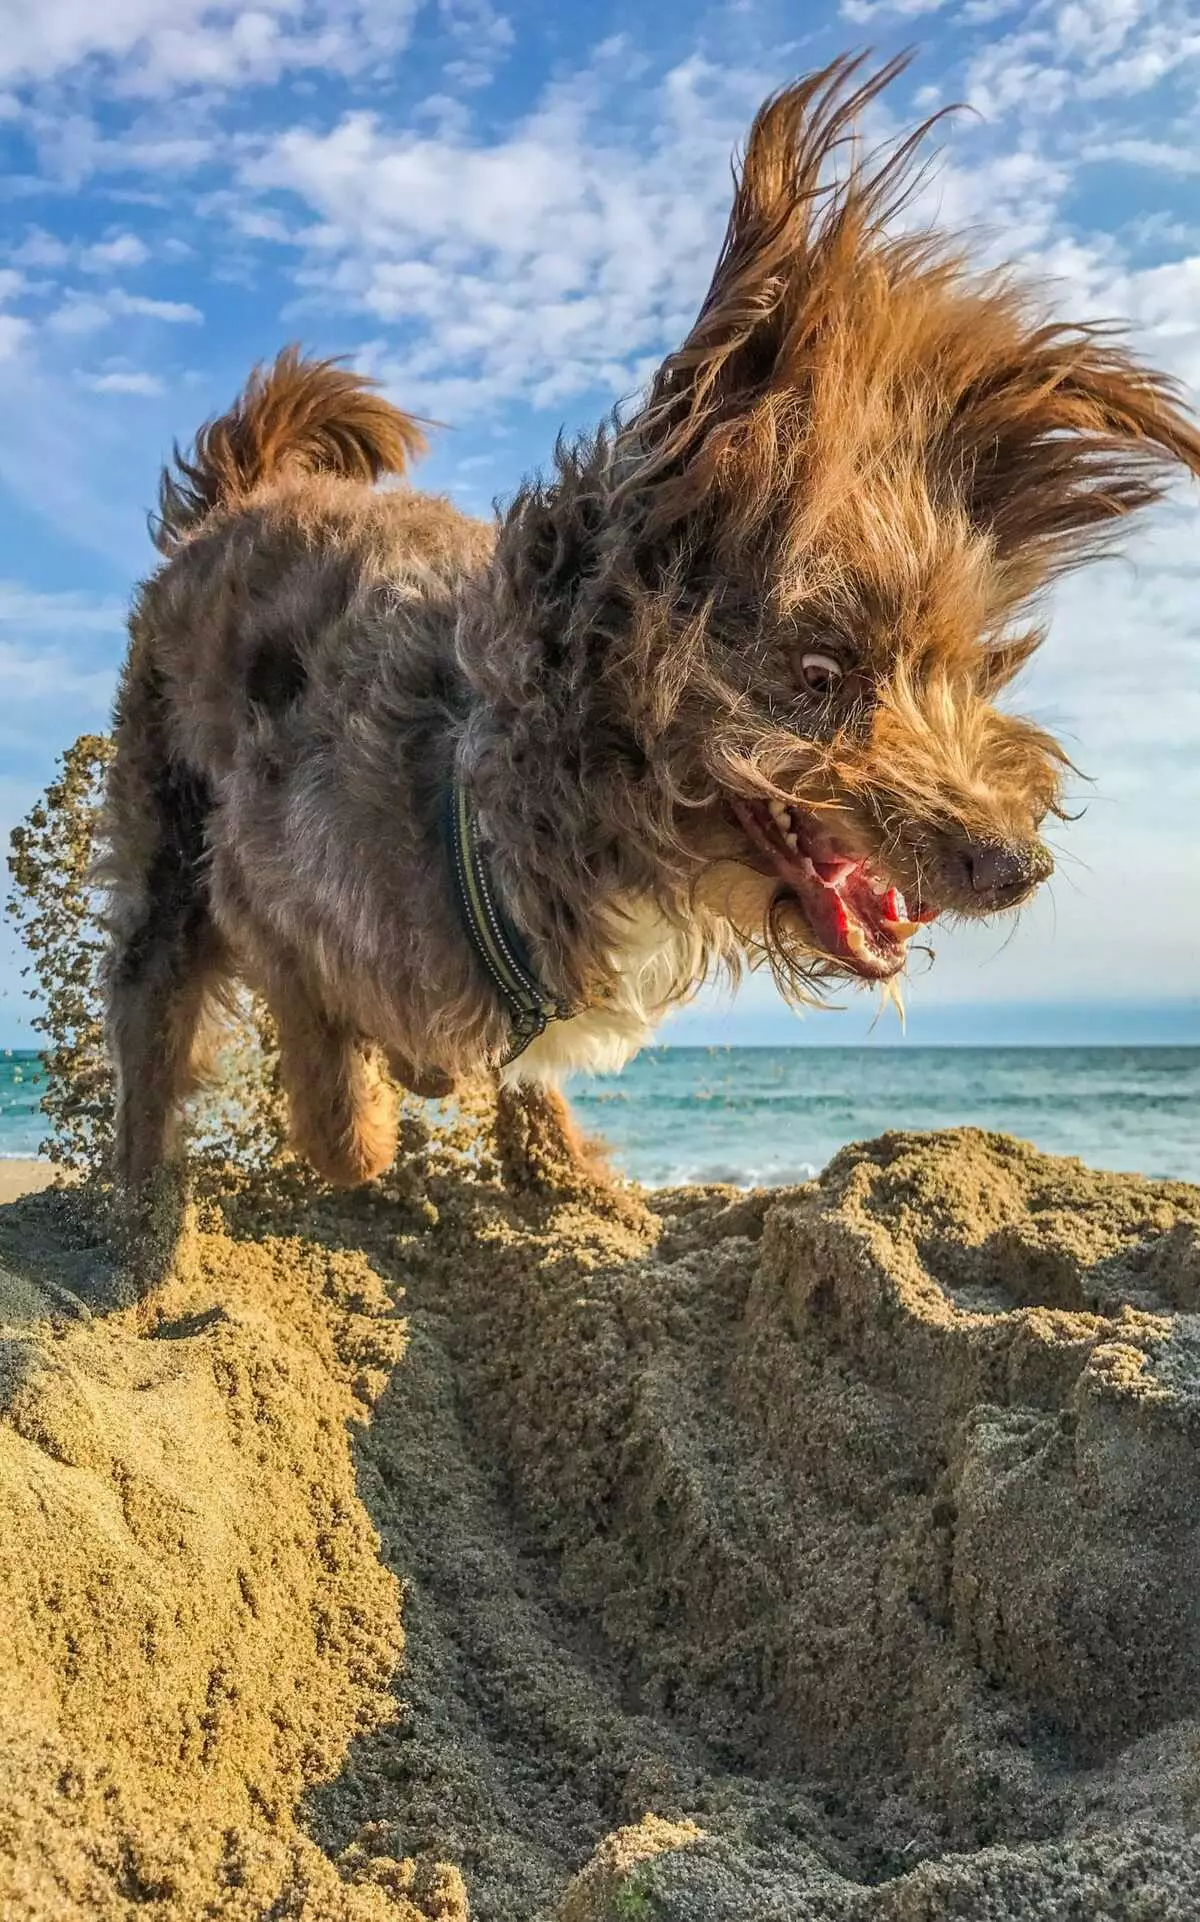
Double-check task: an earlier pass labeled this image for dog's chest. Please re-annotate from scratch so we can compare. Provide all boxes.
[504,899,702,1085]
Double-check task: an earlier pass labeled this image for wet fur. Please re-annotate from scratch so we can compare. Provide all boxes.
[102,54,1200,1200]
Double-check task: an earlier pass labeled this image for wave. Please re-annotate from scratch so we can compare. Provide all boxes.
[634,1159,821,1191]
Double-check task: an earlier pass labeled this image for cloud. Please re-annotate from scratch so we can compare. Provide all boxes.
[840,0,955,20]
[0,588,122,770]
[964,0,1200,119]
[0,579,126,635]
[80,231,150,272]
[9,226,69,268]
[47,288,203,335]
[0,639,114,704]
[1083,136,1200,174]
[0,0,422,96]
[1025,507,1200,778]
[227,33,1200,428]
[82,369,166,395]
[114,291,202,322]
[45,295,112,337]
[0,591,123,817]
[235,55,773,416]
[0,315,31,362]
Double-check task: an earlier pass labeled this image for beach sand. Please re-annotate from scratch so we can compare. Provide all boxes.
[2,1127,1200,1918]
[0,1158,58,1203]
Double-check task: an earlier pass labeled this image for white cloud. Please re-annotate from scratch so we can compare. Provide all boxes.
[0,315,31,362]
[0,0,422,95]
[237,55,771,415]
[0,638,116,779]
[80,230,149,272]
[0,579,126,634]
[46,294,112,337]
[9,226,69,268]
[1083,136,1200,174]
[47,287,202,334]
[0,642,114,704]
[229,38,1199,426]
[0,589,120,734]
[965,0,1200,119]
[82,368,165,394]
[114,291,201,321]
[1026,507,1200,778]
[840,0,955,20]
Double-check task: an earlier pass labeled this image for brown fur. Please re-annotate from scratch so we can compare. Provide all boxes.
[101,53,1200,1205]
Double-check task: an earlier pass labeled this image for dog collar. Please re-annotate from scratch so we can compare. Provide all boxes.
[442,778,578,1066]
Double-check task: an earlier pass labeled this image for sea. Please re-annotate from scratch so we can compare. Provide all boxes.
[3,1046,1199,1187]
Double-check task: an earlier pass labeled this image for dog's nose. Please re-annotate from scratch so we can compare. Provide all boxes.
[953,838,1053,910]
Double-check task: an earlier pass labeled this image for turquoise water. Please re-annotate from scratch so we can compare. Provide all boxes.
[569,1046,1200,1187]
[4,1047,1199,1186]
[0,1053,48,1159]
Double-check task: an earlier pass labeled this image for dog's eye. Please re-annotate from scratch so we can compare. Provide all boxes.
[799,651,844,696]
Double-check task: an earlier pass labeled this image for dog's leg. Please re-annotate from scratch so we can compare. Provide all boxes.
[107,854,225,1285]
[110,913,225,1189]
[264,970,398,1185]
[385,1048,456,1101]
[493,1081,652,1229]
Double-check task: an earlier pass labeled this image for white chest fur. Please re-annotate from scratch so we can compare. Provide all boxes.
[504,897,705,1086]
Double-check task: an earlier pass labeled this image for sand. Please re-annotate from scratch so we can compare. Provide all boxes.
[2,1127,1200,1919]
[0,1159,59,1203]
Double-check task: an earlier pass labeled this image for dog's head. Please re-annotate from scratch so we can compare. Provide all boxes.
[594,53,1200,992]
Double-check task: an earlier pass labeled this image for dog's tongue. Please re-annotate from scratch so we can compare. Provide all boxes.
[810,862,920,973]
[733,800,928,981]
[811,858,857,887]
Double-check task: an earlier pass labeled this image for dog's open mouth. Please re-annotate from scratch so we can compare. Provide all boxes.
[731,797,936,981]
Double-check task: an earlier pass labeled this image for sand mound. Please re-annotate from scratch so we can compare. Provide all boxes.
[3,1129,1200,1918]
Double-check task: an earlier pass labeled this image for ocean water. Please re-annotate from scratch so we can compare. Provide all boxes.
[4,1046,1199,1187]
[568,1045,1200,1188]
[0,1053,48,1159]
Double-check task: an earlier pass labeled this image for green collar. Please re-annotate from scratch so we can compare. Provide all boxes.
[443,779,577,1066]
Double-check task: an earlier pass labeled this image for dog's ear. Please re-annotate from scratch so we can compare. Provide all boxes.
[978,629,1043,696]
[948,331,1200,590]
[622,51,933,524]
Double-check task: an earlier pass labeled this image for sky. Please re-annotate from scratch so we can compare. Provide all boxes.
[0,0,1197,1047]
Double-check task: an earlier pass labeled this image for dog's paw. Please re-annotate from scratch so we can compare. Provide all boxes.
[108,1161,191,1300]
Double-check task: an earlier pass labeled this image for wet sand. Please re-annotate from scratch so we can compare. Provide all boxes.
[2,1128,1199,1918]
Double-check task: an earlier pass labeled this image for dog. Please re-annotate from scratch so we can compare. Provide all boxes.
[101,51,1200,1209]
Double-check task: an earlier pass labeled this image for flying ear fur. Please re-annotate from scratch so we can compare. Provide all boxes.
[978,629,1044,696]
[610,47,1200,637]
[947,329,1200,582]
[624,52,940,507]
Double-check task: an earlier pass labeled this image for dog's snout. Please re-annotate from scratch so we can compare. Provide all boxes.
[940,837,1053,912]
[968,840,1052,902]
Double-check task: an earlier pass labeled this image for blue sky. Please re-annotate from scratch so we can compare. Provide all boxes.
[0,0,1197,1047]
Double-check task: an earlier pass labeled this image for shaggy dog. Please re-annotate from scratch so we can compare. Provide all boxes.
[103,52,1200,1208]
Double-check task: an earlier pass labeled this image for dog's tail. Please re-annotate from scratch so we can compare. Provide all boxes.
[154,346,429,553]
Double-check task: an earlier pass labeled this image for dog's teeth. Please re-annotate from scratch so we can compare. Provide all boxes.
[881,917,921,941]
[893,889,908,919]
[768,800,789,826]
[784,831,799,851]
[845,926,869,959]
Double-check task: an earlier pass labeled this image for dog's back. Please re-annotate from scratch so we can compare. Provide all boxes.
[102,350,491,1212]
[132,350,490,780]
